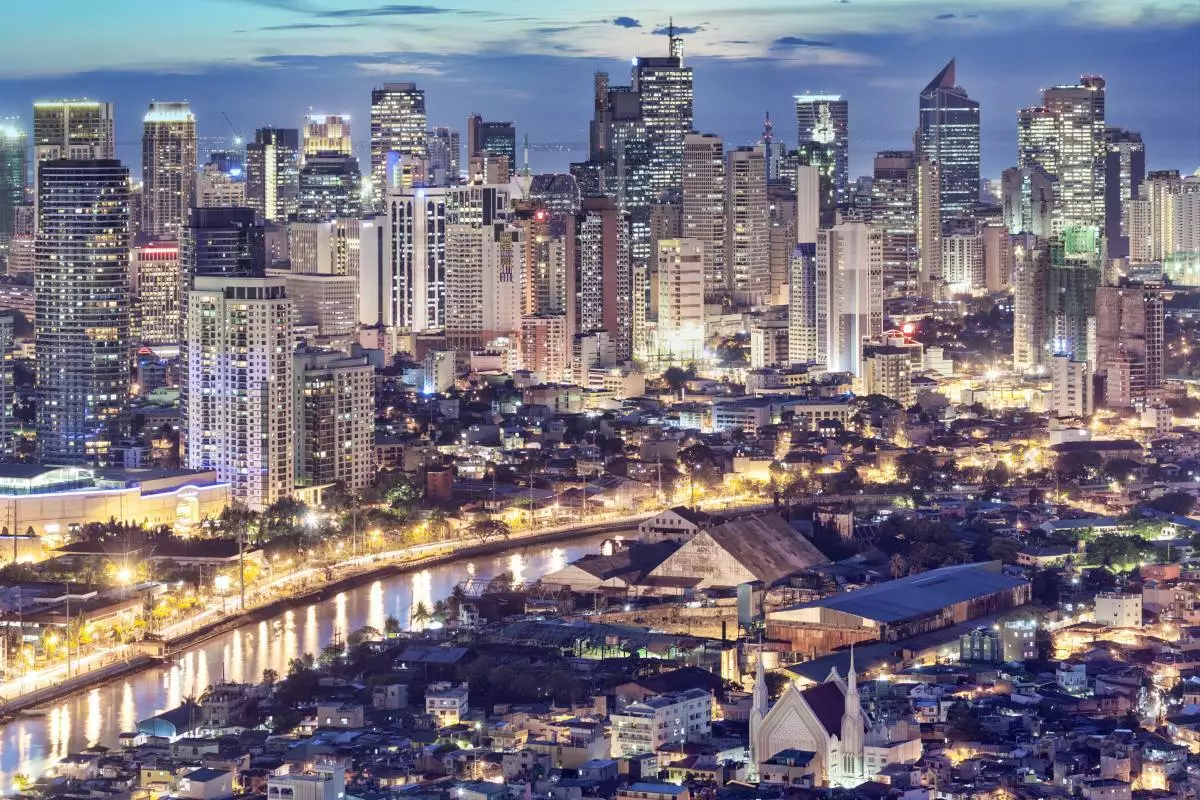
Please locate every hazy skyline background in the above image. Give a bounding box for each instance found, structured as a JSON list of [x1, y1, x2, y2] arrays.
[[1, 0, 1197, 179]]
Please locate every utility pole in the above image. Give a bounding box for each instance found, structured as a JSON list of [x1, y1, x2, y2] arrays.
[[238, 524, 246, 612]]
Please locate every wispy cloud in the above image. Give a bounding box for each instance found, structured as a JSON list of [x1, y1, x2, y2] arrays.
[[771, 35, 836, 49], [652, 24, 704, 35], [611, 16, 641, 28], [315, 4, 455, 18]]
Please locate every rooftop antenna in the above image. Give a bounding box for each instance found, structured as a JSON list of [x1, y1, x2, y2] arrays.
[[523, 133, 531, 178]]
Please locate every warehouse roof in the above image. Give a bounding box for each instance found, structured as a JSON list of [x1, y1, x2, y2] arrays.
[[779, 561, 1028, 624]]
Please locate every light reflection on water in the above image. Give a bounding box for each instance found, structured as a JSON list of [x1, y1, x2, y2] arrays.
[[0, 533, 612, 788]]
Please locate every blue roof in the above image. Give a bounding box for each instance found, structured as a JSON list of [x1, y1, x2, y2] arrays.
[[783, 561, 1029, 624], [629, 784, 688, 796]]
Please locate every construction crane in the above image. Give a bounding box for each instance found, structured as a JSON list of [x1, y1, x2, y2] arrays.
[[222, 112, 244, 147]]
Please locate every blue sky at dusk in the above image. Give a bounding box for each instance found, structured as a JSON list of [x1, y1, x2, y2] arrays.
[[1, 0, 1197, 178]]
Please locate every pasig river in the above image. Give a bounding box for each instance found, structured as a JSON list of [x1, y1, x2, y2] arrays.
[[0, 532, 615, 786]]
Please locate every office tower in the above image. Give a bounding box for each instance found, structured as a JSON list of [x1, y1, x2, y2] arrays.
[[466, 114, 516, 165], [370, 83, 427, 203], [1017, 75, 1106, 231], [790, 141, 838, 229], [632, 29, 694, 197], [726, 145, 769, 299], [467, 152, 511, 185], [815, 221, 883, 374], [425, 127, 461, 185], [519, 315, 571, 383], [196, 162, 246, 207], [0, 124, 27, 246], [289, 218, 362, 282], [529, 174, 582, 216], [681, 133, 725, 297], [1103, 128, 1145, 259], [293, 350, 375, 491], [246, 127, 300, 223], [861, 344, 913, 407], [575, 196, 632, 361], [1135, 171, 1200, 272], [33, 100, 115, 161], [141, 102, 197, 238], [382, 185, 448, 332], [750, 320, 790, 369], [35, 159, 131, 465], [1050, 354, 1093, 418], [795, 95, 848, 203], [302, 113, 352, 159], [871, 151, 919, 295], [132, 240, 182, 344], [1001, 166, 1054, 237], [982, 223, 1014, 292], [183, 276, 293, 511], [767, 184, 797, 305], [7, 205, 35, 277], [941, 219, 984, 293], [1012, 236, 1049, 372], [0, 314, 13, 460], [916, 156, 942, 286], [445, 219, 524, 351], [656, 238, 705, 361], [1047, 239, 1099, 366], [917, 59, 980, 216], [182, 207, 265, 290], [286, 273, 358, 344], [515, 206, 575, 320], [1096, 281, 1163, 408], [297, 153, 361, 222]]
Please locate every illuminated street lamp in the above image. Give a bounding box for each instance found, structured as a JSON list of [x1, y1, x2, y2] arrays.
[[213, 574, 232, 594]]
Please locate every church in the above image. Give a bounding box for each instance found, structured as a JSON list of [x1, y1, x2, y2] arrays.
[[749, 650, 923, 788]]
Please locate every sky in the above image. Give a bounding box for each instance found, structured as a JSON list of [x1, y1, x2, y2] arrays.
[[1, 0, 1197, 179]]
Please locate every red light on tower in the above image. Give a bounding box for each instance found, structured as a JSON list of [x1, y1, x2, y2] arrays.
[[902, 322, 915, 335], [534, 209, 549, 223]]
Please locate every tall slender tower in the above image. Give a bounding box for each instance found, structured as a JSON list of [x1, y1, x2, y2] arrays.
[[838, 648, 864, 787], [142, 101, 197, 238], [370, 83, 427, 204], [33, 100, 114, 162], [726, 145, 770, 299], [918, 59, 980, 217], [245, 127, 300, 223], [302, 113, 352, 160], [682, 133, 726, 297], [1103, 128, 1145, 260], [795, 95, 849, 203], [0, 124, 27, 247], [632, 32, 694, 197], [36, 159, 131, 465]]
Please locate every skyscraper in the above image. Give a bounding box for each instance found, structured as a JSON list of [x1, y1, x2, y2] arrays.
[[33, 100, 114, 162], [575, 196, 632, 361], [815, 221, 883, 374], [466, 115, 517, 166], [246, 127, 300, 223], [370, 83, 427, 203], [681, 133, 726, 297], [1001, 166, 1054, 237], [0, 124, 26, 247], [132, 240, 182, 345], [916, 155, 942, 287], [917, 59, 980, 216], [656, 238, 705, 361], [871, 151, 919, 296], [293, 350, 375, 491], [297, 153, 362, 222], [382, 185, 448, 333], [141, 101, 197, 238], [1103, 128, 1145, 259], [632, 29, 694, 198], [302, 113, 352, 159], [35, 159, 131, 464], [1012, 236, 1050, 372], [1018, 76, 1107, 231], [788, 167, 821, 365], [183, 276, 293, 511], [182, 207, 265, 289], [795, 95, 848, 203], [1096, 281, 1163, 408], [445, 219, 524, 351], [425, 127, 461, 185], [725, 145, 769, 299]]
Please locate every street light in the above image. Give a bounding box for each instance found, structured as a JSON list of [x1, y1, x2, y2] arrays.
[[116, 567, 133, 585], [214, 574, 232, 594]]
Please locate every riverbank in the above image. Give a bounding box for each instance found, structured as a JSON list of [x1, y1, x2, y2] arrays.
[[1, 516, 639, 717]]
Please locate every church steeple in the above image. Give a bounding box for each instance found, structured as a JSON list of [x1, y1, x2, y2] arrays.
[[748, 645, 769, 782], [838, 645, 865, 787]]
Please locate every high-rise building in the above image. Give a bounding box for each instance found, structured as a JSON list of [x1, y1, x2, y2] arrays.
[[791, 141, 838, 229], [466, 115, 516, 166], [141, 102, 197, 238], [183, 276, 293, 511], [286, 273, 358, 342], [789, 167, 823, 368], [302, 113, 352, 159], [370, 83, 427, 203], [35, 159, 131, 465], [425, 127, 461, 185], [293, 350, 375, 491], [656, 238, 705, 361], [631, 31, 694, 198], [246, 127, 300, 223], [519, 315, 571, 383], [381, 185, 448, 332], [33, 100, 114, 162], [575, 196, 632, 361], [529, 174, 583, 217], [1018, 76, 1106, 231], [445, 219, 524, 351], [1103, 128, 1145, 260], [182, 207, 265, 289], [871, 151, 919, 296], [726, 145, 769, 299], [767, 184, 797, 305], [0, 124, 27, 247], [681, 133, 726, 297], [1001, 167, 1054, 237], [132, 240, 182, 344], [861, 344, 914, 407], [6, 204, 36, 277], [1050, 354, 1093, 418], [795, 95, 848, 203], [982, 223, 1014, 292], [917, 59, 980, 216], [941, 219, 984, 293], [196, 162, 247, 208], [1096, 281, 1163, 408], [297, 153, 361, 222], [916, 156, 942, 287], [815, 221, 883, 374], [1133, 171, 1200, 272], [1012, 235, 1049, 372], [289, 218, 362, 281], [0, 314, 14, 460]]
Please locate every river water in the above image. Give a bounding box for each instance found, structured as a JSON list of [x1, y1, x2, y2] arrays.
[[0, 533, 613, 786]]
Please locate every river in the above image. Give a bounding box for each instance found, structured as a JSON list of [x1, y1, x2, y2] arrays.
[[0, 532, 614, 786]]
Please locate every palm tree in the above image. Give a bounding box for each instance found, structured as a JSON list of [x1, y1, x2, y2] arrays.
[[411, 602, 431, 629], [384, 615, 402, 638], [448, 585, 468, 618], [432, 600, 449, 624], [889, 553, 907, 579]]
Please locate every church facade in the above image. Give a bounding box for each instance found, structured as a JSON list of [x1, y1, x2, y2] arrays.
[[749, 651, 922, 788]]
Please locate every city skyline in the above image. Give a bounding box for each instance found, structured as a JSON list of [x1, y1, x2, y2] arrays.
[[0, 3, 1196, 179]]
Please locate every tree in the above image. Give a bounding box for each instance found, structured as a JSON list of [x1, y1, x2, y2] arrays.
[[469, 518, 511, 544], [988, 536, 1022, 564], [1103, 458, 1141, 483], [347, 626, 381, 647], [896, 451, 938, 488], [1087, 534, 1148, 572], [384, 615, 402, 638], [983, 463, 1011, 487], [1147, 492, 1196, 516], [663, 366, 692, 399], [411, 602, 432, 628], [262, 668, 278, 686], [1055, 450, 1103, 482], [889, 553, 907, 579], [448, 584, 468, 619]]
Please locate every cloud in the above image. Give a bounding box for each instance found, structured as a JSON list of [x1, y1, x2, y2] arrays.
[[257, 22, 357, 30], [935, 12, 956, 19], [652, 24, 703, 35], [316, 4, 454, 18], [354, 60, 446, 75], [611, 16, 641, 28], [771, 35, 836, 49], [531, 26, 579, 34]]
